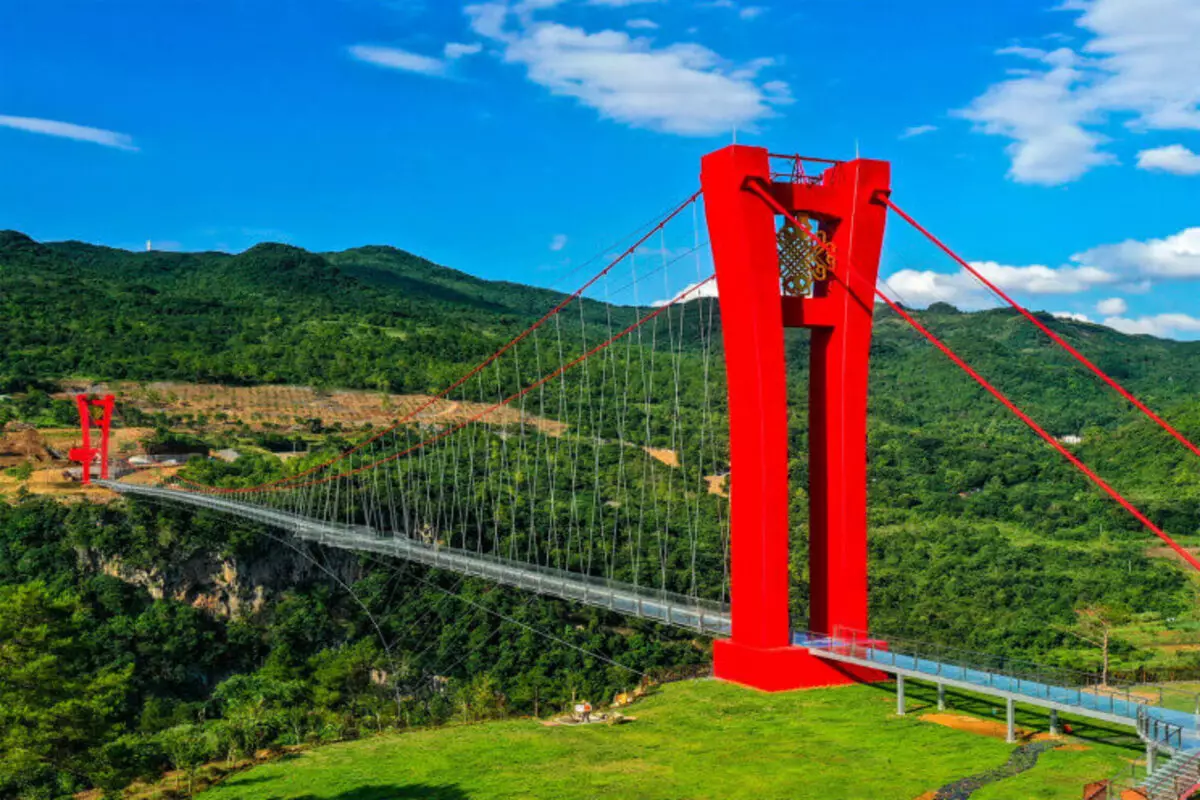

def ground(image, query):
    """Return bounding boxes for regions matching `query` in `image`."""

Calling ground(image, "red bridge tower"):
[69,394,115,485]
[702,145,890,691]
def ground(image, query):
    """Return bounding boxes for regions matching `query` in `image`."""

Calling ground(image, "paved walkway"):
[799,633,1200,751]
[931,741,1057,800]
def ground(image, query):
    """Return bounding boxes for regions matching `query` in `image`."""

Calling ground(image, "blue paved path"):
[797,633,1200,751]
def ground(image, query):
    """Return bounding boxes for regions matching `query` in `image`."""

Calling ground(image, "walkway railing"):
[1093,750,1200,800]
[1140,748,1200,800]
[806,627,1200,745]
[102,481,732,636]
[1140,706,1188,752]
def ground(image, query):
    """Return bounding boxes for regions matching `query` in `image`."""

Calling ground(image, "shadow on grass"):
[864,679,1143,752]
[267,785,470,800]
[225,775,279,787]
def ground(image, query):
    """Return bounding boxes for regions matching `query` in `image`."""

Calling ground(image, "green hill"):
[3,229,1199,660]
[199,680,1136,800]
[0,231,621,391]
[2,232,1199,797]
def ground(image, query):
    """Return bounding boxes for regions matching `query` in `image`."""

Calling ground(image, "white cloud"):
[349,44,449,77]
[884,225,1200,311]
[654,278,718,306]
[960,0,1200,184]
[883,260,1118,309]
[882,269,988,309]
[879,223,1200,341]
[0,115,137,151]
[444,42,484,59]
[464,2,790,136]
[958,47,1113,184]
[1136,144,1200,175]
[900,124,938,139]
[1053,311,1092,322]
[1102,313,1200,339]
[351,41,483,77]
[974,261,1117,293]
[549,233,568,251]
[698,0,765,17]
[467,3,510,38]
[625,18,658,29]
[1074,227,1200,279]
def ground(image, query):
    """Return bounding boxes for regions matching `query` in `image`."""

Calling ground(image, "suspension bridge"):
[72,145,1200,799]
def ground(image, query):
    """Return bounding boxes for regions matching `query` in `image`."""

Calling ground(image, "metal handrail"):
[1139,706,1185,751]
[807,627,1200,733]
[1138,748,1200,799]
[819,626,1200,719]
[102,481,733,636]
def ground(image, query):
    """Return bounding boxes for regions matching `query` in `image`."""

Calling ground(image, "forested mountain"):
[4,229,1198,428]
[0,230,624,393]
[2,231,1199,797]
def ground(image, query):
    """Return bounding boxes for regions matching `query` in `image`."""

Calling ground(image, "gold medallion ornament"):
[778,216,833,297]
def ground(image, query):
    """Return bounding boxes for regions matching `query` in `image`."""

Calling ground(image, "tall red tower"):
[69,394,115,485]
[701,145,891,691]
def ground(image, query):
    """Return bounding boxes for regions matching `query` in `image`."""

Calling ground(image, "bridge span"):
[101,481,732,637]
[79,142,1200,799]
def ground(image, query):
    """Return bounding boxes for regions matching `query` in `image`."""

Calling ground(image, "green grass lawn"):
[200,679,1143,800]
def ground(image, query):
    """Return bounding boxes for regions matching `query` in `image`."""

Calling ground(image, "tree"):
[158,724,211,796]
[0,582,132,795]
[1064,605,1132,687]
[455,674,506,724]
[87,734,163,799]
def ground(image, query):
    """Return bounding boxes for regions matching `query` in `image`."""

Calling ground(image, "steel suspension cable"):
[225,275,717,494]
[875,291,1200,572]
[747,180,1200,574]
[883,197,1200,461]
[180,191,703,495]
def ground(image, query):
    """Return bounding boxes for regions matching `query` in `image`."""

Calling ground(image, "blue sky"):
[1,0,1198,337]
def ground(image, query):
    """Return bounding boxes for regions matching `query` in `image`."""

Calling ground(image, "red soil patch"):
[920,712,1031,741]
[920,712,1088,750]
[704,474,729,497]
[59,382,567,436]
[643,447,680,467]
[1147,545,1200,566]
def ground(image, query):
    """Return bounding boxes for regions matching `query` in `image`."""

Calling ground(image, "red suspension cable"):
[883,197,1200,462]
[181,190,702,494]
[185,275,717,494]
[874,288,1200,572]
[747,180,1200,573]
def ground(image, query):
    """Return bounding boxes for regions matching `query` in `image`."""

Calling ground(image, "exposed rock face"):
[90,541,363,618]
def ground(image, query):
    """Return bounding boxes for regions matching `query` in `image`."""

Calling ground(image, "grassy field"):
[199,679,1143,800]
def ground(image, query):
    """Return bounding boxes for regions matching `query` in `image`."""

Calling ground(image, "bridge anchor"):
[713,643,886,693]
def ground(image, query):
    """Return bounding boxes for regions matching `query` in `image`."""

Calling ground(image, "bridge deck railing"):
[100,481,733,637]
[808,626,1200,737]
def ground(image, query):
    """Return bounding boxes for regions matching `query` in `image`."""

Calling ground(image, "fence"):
[813,627,1200,727]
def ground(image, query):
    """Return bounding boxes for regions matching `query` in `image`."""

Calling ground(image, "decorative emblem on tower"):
[777,216,833,296]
